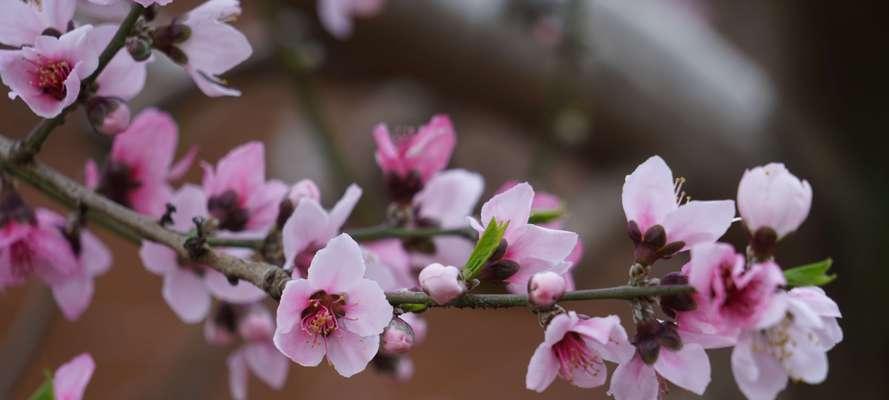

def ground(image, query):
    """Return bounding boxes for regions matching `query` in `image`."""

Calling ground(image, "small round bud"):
[381,317,415,355]
[418,263,465,305]
[527,271,566,308]
[86,97,130,136]
[126,36,153,62]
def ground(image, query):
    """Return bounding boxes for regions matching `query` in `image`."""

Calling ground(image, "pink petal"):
[479,182,533,236]
[273,324,326,367]
[325,329,379,377]
[79,230,112,276]
[525,343,559,393]
[572,315,621,345]
[275,279,315,335]
[84,159,100,190]
[89,25,147,100]
[326,184,362,236]
[112,108,178,186]
[170,185,209,231]
[608,356,659,400]
[53,353,95,400]
[204,269,265,304]
[204,142,264,198]
[362,251,399,291]
[244,179,288,233]
[41,0,77,33]
[342,279,393,336]
[662,200,735,250]
[372,123,403,176]
[414,169,484,227]
[621,155,677,231]
[788,287,841,318]
[168,146,199,181]
[686,243,736,299]
[731,333,787,400]
[282,199,330,273]
[505,224,577,265]
[181,16,252,74]
[0,1,42,47]
[51,275,94,321]
[318,0,355,39]
[653,344,711,395]
[409,114,457,182]
[737,163,812,238]
[307,233,366,294]
[227,350,248,400]
[139,241,179,275]
[243,342,289,389]
[162,269,211,323]
[566,357,607,389]
[543,312,578,346]
[187,66,242,97]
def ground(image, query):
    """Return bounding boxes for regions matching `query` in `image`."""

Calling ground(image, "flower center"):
[208,190,249,232]
[301,291,347,337]
[9,241,35,279]
[719,265,761,320]
[552,332,601,379]
[34,59,72,101]
[97,161,141,208]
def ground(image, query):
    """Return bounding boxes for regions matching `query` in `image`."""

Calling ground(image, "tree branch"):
[9,4,146,163]
[205,225,477,249]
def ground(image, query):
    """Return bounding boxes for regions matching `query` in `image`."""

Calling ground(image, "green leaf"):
[398,303,428,313]
[461,218,509,281]
[784,258,836,287]
[528,208,565,225]
[27,373,53,400]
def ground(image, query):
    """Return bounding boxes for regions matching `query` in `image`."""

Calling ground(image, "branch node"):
[184,217,209,259]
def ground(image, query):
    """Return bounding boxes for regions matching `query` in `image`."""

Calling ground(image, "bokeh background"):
[2,0,888,398]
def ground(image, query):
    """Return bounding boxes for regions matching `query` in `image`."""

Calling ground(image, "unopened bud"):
[126,36,153,62]
[381,317,415,355]
[418,263,465,305]
[87,97,131,136]
[527,271,566,308]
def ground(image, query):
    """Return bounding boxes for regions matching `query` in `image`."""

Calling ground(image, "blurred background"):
[2,0,887,398]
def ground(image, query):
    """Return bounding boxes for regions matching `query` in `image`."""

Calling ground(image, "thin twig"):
[9,4,145,163]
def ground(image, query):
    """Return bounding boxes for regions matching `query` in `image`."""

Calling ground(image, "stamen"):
[673,177,690,205]
[32,59,72,101]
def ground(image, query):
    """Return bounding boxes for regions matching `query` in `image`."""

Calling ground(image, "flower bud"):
[86,97,130,136]
[418,263,465,305]
[527,271,566,308]
[399,313,427,344]
[381,317,415,355]
[737,163,812,241]
[126,36,153,62]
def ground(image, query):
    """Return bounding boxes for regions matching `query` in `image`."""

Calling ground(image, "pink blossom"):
[622,156,735,265]
[281,184,362,277]
[528,271,566,309]
[201,142,287,234]
[1,205,77,291]
[526,312,633,392]
[177,0,252,97]
[0,0,76,47]
[609,328,712,400]
[469,182,578,293]
[731,287,842,400]
[85,108,194,217]
[0,26,99,118]
[418,263,465,305]
[274,234,393,377]
[318,0,386,39]
[737,163,812,253]
[380,316,415,355]
[86,24,149,101]
[373,114,456,194]
[678,243,785,339]
[362,240,415,291]
[139,185,265,323]
[226,304,289,400]
[53,353,96,400]
[410,169,484,267]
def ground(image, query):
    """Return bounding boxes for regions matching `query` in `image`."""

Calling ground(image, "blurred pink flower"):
[0,0,76,47]
[731,287,842,400]
[373,114,456,193]
[362,239,415,291]
[87,24,149,101]
[526,312,633,392]
[201,141,287,234]
[318,0,386,39]
[418,263,464,305]
[274,234,393,377]
[179,0,252,97]
[281,184,362,277]
[139,185,265,323]
[409,169,483,267]
[0,26,99,118]
[226,304,289,400]
[622,156,735,265]
[469,182,578,294]
[609,336,711,400]
[85,108,195,217]
[678,243,785,339]
[53,353,96,400]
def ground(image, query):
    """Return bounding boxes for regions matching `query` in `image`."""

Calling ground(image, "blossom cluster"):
[2,2,842,400]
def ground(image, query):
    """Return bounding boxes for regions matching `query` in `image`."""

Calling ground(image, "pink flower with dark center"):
[281,184,362,277]
[85,108,195,218]
[373,114,456,202]
[0,0,76,47]
[737,163,812,259]
[318,0,386,39]
[469,182,578,294]
[274,234,393,377]
[526,312,633,392]
[622,156,735,265]
[678,243,785,339]
[0,26,99,118]
[139,185,265,323]
[731,287,842,400]
[53,353,96,400]
[201,142,287,234]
